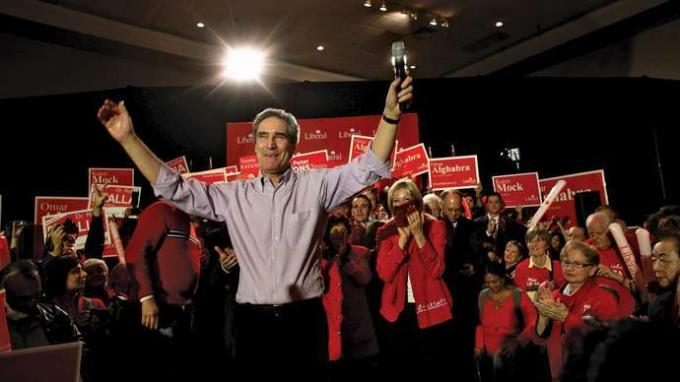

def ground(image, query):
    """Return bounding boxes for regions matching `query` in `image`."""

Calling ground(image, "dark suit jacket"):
[471,214,527,269]
[442,217,476,283]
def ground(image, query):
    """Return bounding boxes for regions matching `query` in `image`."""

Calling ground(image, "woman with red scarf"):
[376,179,453,375]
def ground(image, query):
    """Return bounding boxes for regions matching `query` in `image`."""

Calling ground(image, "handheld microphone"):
[391,40,410,111]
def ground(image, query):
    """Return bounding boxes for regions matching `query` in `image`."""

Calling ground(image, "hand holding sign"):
[91,186,110,218]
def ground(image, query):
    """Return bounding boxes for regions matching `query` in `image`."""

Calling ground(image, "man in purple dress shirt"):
[97,75,413,371]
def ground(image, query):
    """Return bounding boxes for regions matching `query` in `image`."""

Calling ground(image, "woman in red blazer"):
[376,179,453,374]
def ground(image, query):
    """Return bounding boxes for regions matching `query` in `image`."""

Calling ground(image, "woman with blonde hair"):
[376,179,453,374]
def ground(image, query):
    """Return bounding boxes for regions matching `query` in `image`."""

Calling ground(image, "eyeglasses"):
[561,260,595,269]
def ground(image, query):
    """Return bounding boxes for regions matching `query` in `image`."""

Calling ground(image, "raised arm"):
[371,75,413,162]
[97,99,163,185]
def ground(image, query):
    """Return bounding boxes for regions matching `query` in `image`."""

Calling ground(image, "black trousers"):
[235,297,328,376]
[378,303,454,378]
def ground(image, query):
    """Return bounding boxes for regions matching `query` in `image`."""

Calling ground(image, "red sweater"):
[126,201,202,305]
[376,217,453,329]
[321,245,375,361]
[591,244,629,279]
[475,289,537,354]
[543,279,619,379]
[514,258,565,292]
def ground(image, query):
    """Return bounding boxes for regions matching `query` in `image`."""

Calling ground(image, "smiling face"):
[527,236,549,259]
[254,116,295,179]
[484,272,505,294]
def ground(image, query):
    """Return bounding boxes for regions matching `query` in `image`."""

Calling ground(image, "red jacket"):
[126,201,202,305]
[376,216,452,329]
[514,258,566,292]
[321,245,376,361]
[543,278,619,379]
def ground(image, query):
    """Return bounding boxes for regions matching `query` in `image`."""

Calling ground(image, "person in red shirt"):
[535,241,619,381]
[474,262,537,382]
[376,179,453,375]
[320,214,378,375]
[514,229,565,293]
[586,212,634,288]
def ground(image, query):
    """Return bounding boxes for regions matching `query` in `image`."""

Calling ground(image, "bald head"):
[587,212,611,229]
[568,226,587,242]
[587,212,612,249]
[441,190,464,223]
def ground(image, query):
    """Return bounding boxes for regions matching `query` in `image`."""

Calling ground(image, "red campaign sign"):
[88,168,134,192]
[227,113,420,169]
[166,156,190,174]
[93,185,141,222]
[34,196,90,225]
[102,217,125,258]
[492,172,542,208]
[539,170,609,227]
[428,155,480,190]
[290,150,329,172]
[42,209,108,250]
[347,135,398,167]
[224,165,240,182]
[182,168,227,185]
[94,185,140,208]
[348,135,372,161]
[392,143,430,179]
[239,155,260,180]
